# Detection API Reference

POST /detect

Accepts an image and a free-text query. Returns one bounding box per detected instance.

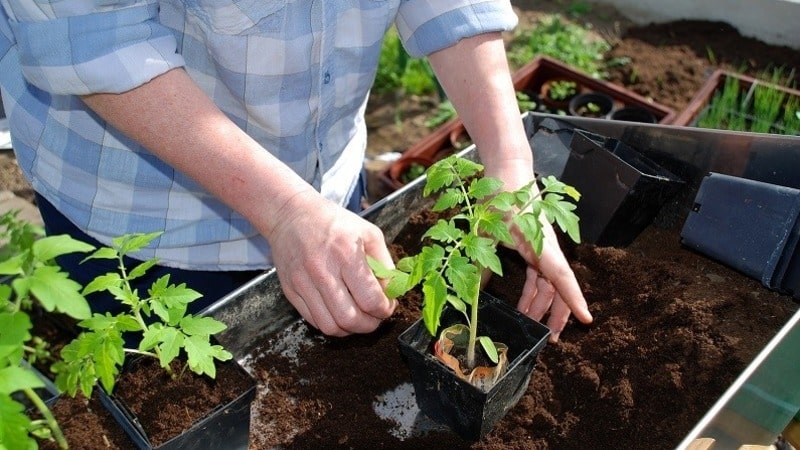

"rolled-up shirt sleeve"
[395,0,518,58]
[4,0,184,95]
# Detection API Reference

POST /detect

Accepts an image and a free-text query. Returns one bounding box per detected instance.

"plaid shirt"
[0,0,517,270]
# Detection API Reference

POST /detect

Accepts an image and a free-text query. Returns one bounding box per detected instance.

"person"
[0,1,592,342]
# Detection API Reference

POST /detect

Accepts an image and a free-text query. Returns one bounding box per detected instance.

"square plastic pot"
[530,118,685,247]
[681,172,800,299]
[99,358,257,450]
[397,292,550,441]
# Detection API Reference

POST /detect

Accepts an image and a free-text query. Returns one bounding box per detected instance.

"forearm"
[428,32,534,190]
[81,68,317,239]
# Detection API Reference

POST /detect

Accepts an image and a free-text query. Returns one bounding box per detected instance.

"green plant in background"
[369,155,580,385]
[547,80,578,101]
[507,14,611,78]
[0,210,95,450]
[697,67,799,135]
[424,100,457,129]
[374,27,441,98]
[516,91,538,113]
[53,232,232,399]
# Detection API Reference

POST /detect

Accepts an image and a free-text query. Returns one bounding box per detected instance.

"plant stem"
[466,286,480,370]
[24,387,68,449]
[117,256,175,379]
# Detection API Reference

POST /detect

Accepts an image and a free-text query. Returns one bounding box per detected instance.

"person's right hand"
[268,191,397,337]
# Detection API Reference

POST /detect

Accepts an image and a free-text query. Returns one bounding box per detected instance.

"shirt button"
[323,72,331,84]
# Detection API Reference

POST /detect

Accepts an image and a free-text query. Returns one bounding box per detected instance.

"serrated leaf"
[28,266,90,320]
[82,247,118,262]
[156,327,183,368]
[432,188,463,211]
[462,234,503,276]
[185,336,217,378]
[422,219,462,244]
[32,234,95,262]
[489,191,517,212]
[114,232,161,256]
[514,213,545,256]
[421,273,447,336]
[0,395,34,450]
[468,177,503,200]
[128,258,159,281]
[82,273,123,296]
[0,312,31,361]
[478,336,499,364]
[0,366,45,394]
[179,316,227,337]
[540,193,581,244]
[0,254,25,276]
[367,256,411,298]
[445,254,479,305]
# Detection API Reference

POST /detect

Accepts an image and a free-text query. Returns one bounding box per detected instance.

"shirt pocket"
[187,0,285,35]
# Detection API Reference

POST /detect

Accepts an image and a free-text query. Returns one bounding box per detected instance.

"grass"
[696,67,799,135]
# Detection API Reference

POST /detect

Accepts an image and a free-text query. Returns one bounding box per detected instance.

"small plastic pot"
[568,92,614,118]
[100,357,257,450]
[609,105,658,123]
[397,292,550,441]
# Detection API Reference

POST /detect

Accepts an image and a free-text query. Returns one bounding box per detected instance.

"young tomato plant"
[0,210,95,450]
[53,232,232,399]
[371,155,580,373]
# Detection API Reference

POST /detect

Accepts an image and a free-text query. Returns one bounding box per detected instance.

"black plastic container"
[397,292,550,441]
[531,120,685,246]
[100,358,257,450]
[681,172,800,299]
[568,92,614,118]
[609,106,657,123]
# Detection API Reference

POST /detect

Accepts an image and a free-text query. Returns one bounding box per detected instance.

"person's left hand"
[508,214,592,342]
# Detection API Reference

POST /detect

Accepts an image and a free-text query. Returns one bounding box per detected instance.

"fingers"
[275,218,396,337]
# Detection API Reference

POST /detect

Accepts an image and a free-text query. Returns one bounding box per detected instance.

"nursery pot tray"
[397,292,550,441]
[205,113,800,448]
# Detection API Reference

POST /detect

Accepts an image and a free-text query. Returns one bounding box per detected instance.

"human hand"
[510,218,593,343]
[268,192,397,337]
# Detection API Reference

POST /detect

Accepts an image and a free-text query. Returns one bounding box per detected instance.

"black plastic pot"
[530,119,685,247]
[100,358,257,450]
[609,106,657,123]
[568,92,614,118]
[397,292,550,441]
[681,172,800,299]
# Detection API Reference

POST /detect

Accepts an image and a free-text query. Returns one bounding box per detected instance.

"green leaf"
[0,366,45,395]
[128,258,159,281]
[0,254,25,276]
[114,232,162,256]
[478,336,499,364]
[421,272,448,336]
[27,265,91,320]
[156,327,183,369]
[540,193,581,244]
[82,273,123,296]
[179,316,227,337]
[367,256,412,299]
[82,247,118,262]
[444,253,479,305]
[422,219,462,244]
[462,234,503,276]
[0,395,34,450]
[514,213,545,256]
[183,335,231,379]
[468,177,503,200]
[431,188,463,211]
[0,312,31,362]
[32,234,95,262]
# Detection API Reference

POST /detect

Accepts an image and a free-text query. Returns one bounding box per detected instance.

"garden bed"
[207,115,800,449]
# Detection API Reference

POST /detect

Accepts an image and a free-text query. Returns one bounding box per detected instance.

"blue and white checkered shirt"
[0,0,517,270]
